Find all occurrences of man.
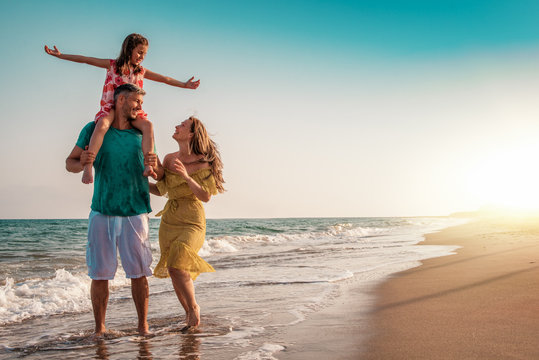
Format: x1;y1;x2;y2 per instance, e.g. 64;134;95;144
66;83;160;337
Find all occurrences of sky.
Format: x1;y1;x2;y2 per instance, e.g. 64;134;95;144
2;0;539;219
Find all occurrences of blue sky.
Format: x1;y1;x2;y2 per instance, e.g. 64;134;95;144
2;1;539;218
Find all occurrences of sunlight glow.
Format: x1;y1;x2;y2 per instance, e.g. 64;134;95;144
468;145;539;212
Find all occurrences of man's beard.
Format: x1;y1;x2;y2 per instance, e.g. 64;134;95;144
125;109;137;122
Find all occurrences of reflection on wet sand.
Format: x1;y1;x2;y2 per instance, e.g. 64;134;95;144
138;339;153;359
95;339;109;360
178;334;201;360
94;337;153;360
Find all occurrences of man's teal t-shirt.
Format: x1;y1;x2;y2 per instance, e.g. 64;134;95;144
76;122;152;216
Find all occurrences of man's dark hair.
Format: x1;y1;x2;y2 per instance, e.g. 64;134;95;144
113;83;146;103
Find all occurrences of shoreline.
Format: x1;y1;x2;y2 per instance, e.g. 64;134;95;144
277;217;539;359
361;217;539;359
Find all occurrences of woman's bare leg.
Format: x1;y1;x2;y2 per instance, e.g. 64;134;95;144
82;112;113;184
169;270;189;314
168;267;200;327
131;116;157;179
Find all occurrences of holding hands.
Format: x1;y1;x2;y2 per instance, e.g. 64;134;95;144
80;146;96;166
144;152;158;170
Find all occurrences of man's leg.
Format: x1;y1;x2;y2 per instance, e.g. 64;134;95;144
87;211;117;337
91;279;109;336
118;214;153;336
131;276;150;335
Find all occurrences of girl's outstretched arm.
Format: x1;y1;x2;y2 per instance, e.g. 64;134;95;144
44;45;110;69
144;69;200;89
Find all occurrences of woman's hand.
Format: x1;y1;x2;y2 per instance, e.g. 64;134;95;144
164;153;211;202
169;157;190;179
44;45;61;57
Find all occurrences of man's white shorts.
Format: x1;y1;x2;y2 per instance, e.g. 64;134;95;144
86;210;153;280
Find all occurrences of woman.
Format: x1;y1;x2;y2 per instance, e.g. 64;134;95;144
150;116;225;330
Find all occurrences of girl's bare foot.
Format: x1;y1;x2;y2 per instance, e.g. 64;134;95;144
82;165;94;184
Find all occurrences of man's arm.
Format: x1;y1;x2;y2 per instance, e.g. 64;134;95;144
66;145;95;173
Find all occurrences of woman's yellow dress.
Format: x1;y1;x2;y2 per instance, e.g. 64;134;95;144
153;168;217;280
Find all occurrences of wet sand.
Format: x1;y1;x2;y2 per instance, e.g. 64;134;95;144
278;217;539;359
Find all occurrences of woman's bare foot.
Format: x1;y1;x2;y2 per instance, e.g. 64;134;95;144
187;305;200;327
82;165;94;184
143;165;157;179
180;325;191;333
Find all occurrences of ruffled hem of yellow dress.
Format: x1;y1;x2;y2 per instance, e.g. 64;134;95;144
153;240;215;281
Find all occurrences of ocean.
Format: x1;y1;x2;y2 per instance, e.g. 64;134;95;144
0;217;466;359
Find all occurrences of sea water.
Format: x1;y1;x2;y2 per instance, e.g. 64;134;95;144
0;217;466;359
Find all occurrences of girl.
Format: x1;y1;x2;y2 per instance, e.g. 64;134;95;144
150;116;224;330
45;33;200;183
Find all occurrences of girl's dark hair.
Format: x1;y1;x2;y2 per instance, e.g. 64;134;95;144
115;33;148;75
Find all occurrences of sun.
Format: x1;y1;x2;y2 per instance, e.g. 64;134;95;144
467;145;539;212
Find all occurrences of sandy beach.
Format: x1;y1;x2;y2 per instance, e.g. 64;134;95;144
278;217;539;360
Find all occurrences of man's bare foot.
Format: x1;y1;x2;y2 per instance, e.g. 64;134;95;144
89;331;105;341
142;165;157;179
138;329;155;338
187;305;200;327
138;321;153;337
82;165;94;184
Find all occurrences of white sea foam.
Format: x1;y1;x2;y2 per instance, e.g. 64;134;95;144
0;269;91;325
199;222;402;257
234;343;286;360
0;268;132;325
220;326;266;347
327;223;386;237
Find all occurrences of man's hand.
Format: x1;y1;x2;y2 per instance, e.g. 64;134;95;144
80;146;96;166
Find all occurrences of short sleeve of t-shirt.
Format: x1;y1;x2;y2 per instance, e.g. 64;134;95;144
76;122;95;150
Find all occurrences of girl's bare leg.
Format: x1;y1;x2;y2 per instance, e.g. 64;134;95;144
131;116;157;179
82;112;114;184
168;267;200;328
